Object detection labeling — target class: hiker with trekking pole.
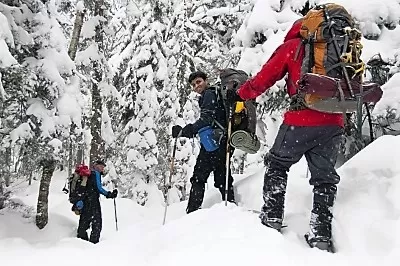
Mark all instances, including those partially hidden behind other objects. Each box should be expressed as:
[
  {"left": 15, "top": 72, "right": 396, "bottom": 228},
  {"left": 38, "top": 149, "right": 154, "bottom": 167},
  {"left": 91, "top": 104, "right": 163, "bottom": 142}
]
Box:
[
  {"left": 170, "top": 71, "right": 237, "bottom": 214},
  {"left": 169, "top": 70, "right": 261, "bottom": 214},
  {"left": 70, "top": 160, "right": 118, "bottom": 243}
]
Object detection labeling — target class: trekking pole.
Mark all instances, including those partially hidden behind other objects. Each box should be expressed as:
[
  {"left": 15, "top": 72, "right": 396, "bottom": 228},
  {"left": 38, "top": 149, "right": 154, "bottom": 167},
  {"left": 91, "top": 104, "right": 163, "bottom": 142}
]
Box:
[
  {"left": 113, "top": 198, "right": 118, "bottom": 231},
  {"left": 364, "top": 103, "right": 374, "bottom": 143},
  {"left": 162, "top": 131, "right": 181, "bottom": 225},
  {"left": 225, "top": 103, "right": 234, "bottom": 206}
]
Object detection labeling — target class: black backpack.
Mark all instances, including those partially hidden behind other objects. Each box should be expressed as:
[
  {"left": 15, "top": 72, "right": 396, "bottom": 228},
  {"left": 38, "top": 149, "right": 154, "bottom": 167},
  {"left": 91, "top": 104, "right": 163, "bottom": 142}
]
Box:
[
  {"left": 216, "top": 68, "right": 260, "bottom": 154},
  {"left": 68, "top": 164, "right": 91, "bottom": 204}
]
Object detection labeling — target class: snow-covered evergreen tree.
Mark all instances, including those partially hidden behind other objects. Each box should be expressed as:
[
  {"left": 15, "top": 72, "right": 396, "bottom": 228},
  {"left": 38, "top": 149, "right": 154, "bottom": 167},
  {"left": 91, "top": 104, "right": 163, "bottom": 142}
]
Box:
[
  {"left": 0, "top": 0, "right": 83, "bottom": 227},
  {"left": 108, "top": 1, "right": 172, "bottom": 205}
]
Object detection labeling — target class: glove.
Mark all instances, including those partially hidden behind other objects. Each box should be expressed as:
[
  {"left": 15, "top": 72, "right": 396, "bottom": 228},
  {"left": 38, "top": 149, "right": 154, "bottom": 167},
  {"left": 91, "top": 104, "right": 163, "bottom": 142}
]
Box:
[
  {"left": 106, "top": 189, "right": 118, "bottom": 199},
  {"left": 71, "top": 200, "right": 84, "bottom": 215},
  {"left": 76, "top": 200, "right": 84, "bottom": 210},
  {"left": 226, "top": 89, "right": 243, "bottom": 104},
  {"left": 181, "top": 124, "right": 194, "bottom": 138},
  {"left": 172, "top": 125, "right": 182, "bottom": 138}
]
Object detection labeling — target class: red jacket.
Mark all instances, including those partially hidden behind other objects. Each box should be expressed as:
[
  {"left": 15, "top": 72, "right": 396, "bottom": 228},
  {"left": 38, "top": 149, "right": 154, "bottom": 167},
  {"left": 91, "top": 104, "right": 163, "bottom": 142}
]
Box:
[{"left": 237, "top": 21, "right": 344, "bottom": 127}]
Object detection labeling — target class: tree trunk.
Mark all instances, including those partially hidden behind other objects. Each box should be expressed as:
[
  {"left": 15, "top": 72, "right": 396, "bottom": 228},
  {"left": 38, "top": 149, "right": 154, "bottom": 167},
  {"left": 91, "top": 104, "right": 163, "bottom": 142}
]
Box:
[
  {"left": 4, "top": 147, "right": 11, "bottom": 187},
  {"left": 36, "top": 159, "right": 56, "bottom": 229},
  {"left": 181, "top": 180, "right": 187, "bottom": 201},
  {"left": 68, "top": 138, "right": 74, "bottom": 177},
  {"left": 89, "top": 0, "right": 105, "bottom": 163},
  {"left": 0, "top": 177, "right": 4, "bottom": 209},
  {"left": 68, "top": 5, "right": 86, "bottom": 61},
  {"left": 68, "top": 4, "right": 86, "bottom": 164},
  {"left": 76, "top": 119, "right": 85, "bottom": 165}
]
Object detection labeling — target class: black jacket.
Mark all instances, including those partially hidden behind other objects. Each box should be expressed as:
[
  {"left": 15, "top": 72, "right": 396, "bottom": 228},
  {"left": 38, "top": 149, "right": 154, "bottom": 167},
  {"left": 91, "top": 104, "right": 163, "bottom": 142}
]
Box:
[{"left": 182, "top": 87, "right": 227, "bottom": 138}]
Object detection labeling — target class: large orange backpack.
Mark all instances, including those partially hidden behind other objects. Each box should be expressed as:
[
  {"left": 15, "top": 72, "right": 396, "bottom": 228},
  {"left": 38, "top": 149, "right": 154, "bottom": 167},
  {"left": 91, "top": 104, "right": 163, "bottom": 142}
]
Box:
[
  {"left": 293, "top": 3, "right": 383, "bottom": 114},
  {"left": 299, "top": 3, "right": 364, "bottom": 79}
]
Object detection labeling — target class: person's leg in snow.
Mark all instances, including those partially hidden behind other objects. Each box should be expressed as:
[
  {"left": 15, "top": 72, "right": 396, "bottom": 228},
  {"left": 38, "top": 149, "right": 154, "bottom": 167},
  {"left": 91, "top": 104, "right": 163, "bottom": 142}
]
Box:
[
  {"left": 260, "top": 124, "right": 303, "bottom": 230},
  {"left": 260, "top": 124, "right": 343, "bottom": 251},
  {"left": 304, "top": 126, "right": 342, "bottom": 252},
  {"left": 186, "top": 148, "right": 214, "bottom": 213},
  {"left": 89, "top": 200, "right": 103, "bottom": 244},
  {"left": 77, "top": 202, "right": 91, "bottom": 241},
  {"left": 77, "top": 199, "right": 103, "bottom": 244}
]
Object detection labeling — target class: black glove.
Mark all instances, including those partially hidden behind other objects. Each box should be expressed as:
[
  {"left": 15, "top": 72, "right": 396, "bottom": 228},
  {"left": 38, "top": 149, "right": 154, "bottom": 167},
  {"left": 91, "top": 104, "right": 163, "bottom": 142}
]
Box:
[
  {"left": 106, "top": 189, "right": 118, "bottom": 199},
  {"left": 226, "top": 89, "right": 243, "bottom": 104},
  {"left": 181, "top": 124, "right": 194, "bottom": 138},
  {"left": 172, "top": 125, "right": 182, "bottom": 138}
]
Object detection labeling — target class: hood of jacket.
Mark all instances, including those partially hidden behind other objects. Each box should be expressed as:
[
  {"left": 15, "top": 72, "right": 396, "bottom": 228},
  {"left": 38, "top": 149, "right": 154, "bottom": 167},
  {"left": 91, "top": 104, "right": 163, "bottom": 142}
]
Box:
[{"left": 284, "top": 19, "right": 302, "bottom": 42}]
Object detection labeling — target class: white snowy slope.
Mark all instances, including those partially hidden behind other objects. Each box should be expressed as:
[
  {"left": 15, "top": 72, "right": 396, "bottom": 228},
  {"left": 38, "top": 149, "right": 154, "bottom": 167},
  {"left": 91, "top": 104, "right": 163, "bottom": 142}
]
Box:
[{"left": 1, "top": 135, "right": 400, "bottom": 265}]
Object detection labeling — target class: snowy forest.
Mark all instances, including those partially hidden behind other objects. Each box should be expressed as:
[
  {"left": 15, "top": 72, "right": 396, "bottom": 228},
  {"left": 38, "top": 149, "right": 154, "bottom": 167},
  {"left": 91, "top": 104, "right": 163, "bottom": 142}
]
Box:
[{"left": 1, "top": 0, "right": 400, "bottom": 231}]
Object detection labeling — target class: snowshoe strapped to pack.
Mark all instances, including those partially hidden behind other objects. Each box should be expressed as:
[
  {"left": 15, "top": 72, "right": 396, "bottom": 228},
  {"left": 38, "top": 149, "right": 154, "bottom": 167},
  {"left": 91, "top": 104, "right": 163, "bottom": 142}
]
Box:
[{"left": 297, "top": 73, "right": 383, "bottom": 113}]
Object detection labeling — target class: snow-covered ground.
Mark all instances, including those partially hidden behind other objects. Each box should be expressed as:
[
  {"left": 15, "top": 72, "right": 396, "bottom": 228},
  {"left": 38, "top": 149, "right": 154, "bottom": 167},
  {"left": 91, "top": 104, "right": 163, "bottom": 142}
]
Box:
[{"left": 1, "top": 135, "right": 400, "bottom": 265}]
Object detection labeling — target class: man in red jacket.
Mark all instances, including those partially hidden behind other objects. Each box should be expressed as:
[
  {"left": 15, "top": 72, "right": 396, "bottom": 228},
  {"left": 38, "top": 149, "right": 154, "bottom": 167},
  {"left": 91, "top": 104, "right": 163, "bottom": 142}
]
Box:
[{"left": 236, "top": 20, "right": 344, "bottom": 252}]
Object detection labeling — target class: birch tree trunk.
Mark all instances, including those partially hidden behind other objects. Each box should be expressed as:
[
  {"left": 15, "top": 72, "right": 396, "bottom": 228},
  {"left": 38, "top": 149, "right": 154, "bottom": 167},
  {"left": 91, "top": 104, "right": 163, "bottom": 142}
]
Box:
[
  {"left": 35, "top": 159, "right": 56, "bottom": 229},
  {"left": 90, "top": 0, "right": 105, "bottom": 163}
]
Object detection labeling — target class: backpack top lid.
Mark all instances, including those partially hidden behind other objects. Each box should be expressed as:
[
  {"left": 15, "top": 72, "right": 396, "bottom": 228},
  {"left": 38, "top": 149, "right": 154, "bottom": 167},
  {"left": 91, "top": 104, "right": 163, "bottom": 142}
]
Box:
[
  {"left": 75, "top": 164, "right": 91, "bottom": 177},
  {"left": 300, "top": 3, "right": 355, "bottom": 42},
  {"left": 219, "top": 68, "right": 249, "bottom": 101}
]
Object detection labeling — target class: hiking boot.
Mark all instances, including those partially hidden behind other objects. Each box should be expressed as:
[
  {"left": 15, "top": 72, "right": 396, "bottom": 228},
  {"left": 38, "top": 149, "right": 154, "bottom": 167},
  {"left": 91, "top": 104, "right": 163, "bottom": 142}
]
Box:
[
  {"left": 304, "top": 233, "right": 335, "bottom": 253},
  {"left": 260, "top": 216, "right": 284, "bottom": 232},
  {"left": 261, "top": 220, "right": 284, "bottom": 232},
  {"left": 218, "top": 187, "right": 236, "bottom": 204}
]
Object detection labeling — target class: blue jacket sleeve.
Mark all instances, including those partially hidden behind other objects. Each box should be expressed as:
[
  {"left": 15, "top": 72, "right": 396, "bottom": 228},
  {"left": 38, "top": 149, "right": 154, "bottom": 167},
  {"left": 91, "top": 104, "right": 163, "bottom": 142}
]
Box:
[
  {"left": 95, "top": 171, "right": 109, "bottom": 196},
  {"left": 191, "top": 90, "right": 218, "bottom": 133}
]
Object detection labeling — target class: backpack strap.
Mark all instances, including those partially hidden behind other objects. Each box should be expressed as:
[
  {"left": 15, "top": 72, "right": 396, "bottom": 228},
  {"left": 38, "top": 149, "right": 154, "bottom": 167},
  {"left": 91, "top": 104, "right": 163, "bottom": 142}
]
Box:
[
  {"left": 210, "top": 85, "right": 227, "bottom": 131},
  {"left": 294, "top": 41, "right": 304, "bottom": 61},
  {"left": 301, "top": 37, "right": 314, "bottom": 75},
  {"left": 213, "top": 119, "right": 226, "bottom": 132},
  {"left": 325, "top": 62, "right": 346, "bottom": 74}
]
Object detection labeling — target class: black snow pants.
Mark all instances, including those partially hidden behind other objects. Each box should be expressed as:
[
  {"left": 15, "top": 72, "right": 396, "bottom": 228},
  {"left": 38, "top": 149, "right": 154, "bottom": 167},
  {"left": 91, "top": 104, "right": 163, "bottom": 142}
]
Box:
[
  {"left": 77, "top": 198, "right": 102, "bottom": 244},
  {"left": 186, "top": 144, "right": 235, "bottom": 213},
  {"left": 260, "top": 123, "right": 343, "bottom": 241}
]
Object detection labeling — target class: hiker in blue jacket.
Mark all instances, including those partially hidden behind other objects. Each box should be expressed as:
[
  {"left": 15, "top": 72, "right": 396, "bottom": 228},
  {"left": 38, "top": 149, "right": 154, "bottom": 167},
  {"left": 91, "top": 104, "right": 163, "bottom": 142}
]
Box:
[{"left": 75, "top": 160, "right": 117, "bottom": 243}]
